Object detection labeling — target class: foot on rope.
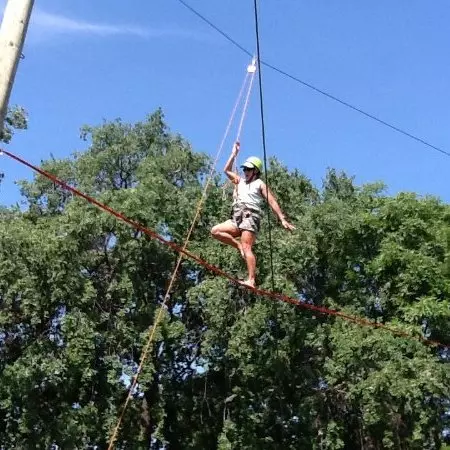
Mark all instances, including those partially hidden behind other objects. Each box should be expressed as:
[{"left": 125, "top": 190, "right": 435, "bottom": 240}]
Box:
[{"left": 239, "top": 279, "right": 256, "bottom": 289}]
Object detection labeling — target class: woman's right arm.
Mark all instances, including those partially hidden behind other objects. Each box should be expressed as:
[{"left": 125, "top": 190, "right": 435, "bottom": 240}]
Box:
[{"left": 224, "top": 142, "right": 240, "bottom": 184}]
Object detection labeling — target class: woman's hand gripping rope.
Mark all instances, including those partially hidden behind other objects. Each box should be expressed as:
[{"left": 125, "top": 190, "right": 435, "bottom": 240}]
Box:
[{"left": 232, "top": 141, "right": 240, "bottom": 157}]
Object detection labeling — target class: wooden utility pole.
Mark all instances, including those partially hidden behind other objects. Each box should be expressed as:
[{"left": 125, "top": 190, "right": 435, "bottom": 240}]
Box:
[{"left": 0, "top": 0, "right": 34, "bottom": 137}]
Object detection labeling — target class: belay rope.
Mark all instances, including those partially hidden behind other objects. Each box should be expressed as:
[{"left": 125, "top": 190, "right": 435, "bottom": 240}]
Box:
[
  {"left": 106, "top": 57, "right": 258, "bottom": 449},
  {"left": 222, "top": 56, "right": 258, "bottom": 201}
]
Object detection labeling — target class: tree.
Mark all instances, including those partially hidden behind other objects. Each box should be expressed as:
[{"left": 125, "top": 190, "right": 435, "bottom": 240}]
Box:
[
  {"left": 2, "top": 105, "right": 28, "bottom": 144},
  {"left": 0, "top": 105, "right": 28, "bottom": 184},
  {"left": 0, "top": 111, "right": 448, "bottom": 448}
]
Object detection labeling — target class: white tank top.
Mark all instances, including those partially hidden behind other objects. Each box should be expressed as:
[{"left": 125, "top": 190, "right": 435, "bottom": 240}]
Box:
[{"left": 233, "top": 178, "right": 264, "bottom": 211}]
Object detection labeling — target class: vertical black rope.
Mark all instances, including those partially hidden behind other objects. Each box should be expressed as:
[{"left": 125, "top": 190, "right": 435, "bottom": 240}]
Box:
[
  {"left": 253, "top": 0, "right": 283, "bottom": 437},
  {"left": 253, "top": 0, "right": 276, "bottom": 294}
]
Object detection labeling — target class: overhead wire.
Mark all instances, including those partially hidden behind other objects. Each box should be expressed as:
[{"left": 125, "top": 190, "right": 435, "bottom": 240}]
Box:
[
  {"left": 106, "top": 61, "right": 256, "bottom": 449},
  {"left": 2, "top": 149, "right": 447, "bottom": 349},
  {"left": 175, "top": 0, "right": 450, "bottom": 159}
]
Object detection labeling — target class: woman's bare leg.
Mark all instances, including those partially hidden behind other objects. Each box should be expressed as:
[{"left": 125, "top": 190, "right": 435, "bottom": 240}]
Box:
[
  {"left": 240, "top": 230, "right": 257, "bottom": 287},
  {"left": 211, "top": 220, "right": 244, "bottom": 257}
]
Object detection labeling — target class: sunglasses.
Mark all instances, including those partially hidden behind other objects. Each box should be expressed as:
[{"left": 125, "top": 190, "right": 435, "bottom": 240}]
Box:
[{"left": 243, "top": 167, "right": 254, "bottom": 172}]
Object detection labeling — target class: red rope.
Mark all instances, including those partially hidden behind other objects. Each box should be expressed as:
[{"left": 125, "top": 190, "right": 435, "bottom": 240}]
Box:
[{"left": 2, "top": 149, "right": 447, "bottom": 350}]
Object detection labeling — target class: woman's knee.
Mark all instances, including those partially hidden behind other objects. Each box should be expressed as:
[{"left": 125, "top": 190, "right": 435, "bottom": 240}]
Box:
[
  {"left": 211, "top": 221, "right": 239, "bottom": 238},
  {"left": 241, "top": 231, "right": 255, "bottom": 254},
  {"left": 211, "top": 223, "right": 227, "bottom": 237},
  {"left": 211, "top": 224, "right": 220, "bottom": 237},
  {"left": 241, "top": 241, "right": 254, "bottom": 255}
]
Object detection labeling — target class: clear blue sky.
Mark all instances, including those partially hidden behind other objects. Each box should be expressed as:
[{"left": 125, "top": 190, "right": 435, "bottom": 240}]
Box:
[{"left": 1, "top": 0, "right": 450, "bottom": 206}]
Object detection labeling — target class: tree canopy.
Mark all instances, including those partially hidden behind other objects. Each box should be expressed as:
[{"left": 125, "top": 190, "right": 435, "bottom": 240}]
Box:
[{"left": 0, "top": 110, "right": 448, "bottom": 449}]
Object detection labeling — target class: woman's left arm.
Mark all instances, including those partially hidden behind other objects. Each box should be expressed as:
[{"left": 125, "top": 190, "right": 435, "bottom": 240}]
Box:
[{"left": 260, "top": 182, "right": 295, "bottom": 231}]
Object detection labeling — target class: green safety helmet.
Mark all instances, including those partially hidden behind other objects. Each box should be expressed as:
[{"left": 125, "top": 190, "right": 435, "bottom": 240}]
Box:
[{"left": 241, "top": 156, "right": 263, "bottom": 172}]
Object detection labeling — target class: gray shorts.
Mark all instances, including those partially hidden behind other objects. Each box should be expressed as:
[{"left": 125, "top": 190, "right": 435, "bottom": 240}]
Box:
[{"left": 231, "top": 204, "right": 261, "bottom": 234}]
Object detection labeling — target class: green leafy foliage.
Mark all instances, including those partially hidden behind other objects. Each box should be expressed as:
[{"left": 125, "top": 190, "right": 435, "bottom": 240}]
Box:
[
  {"left": 1, "top": 105, "right": 28, "bottom": 145},
  {"left": 0, "top": 105, "right": 28, "bottom": 184},
  {"left": 0, "top": 110, "right": 448, "bottom": 448}
]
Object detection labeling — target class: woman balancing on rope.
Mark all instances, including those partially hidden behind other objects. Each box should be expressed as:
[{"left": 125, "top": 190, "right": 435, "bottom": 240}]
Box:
[{"left": 211, "top": 142, "right": 295, "bottom": 288}]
